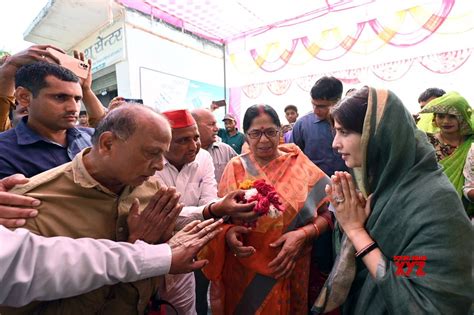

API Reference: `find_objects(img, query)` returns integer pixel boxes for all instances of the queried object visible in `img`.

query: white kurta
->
[0,226,171,307]
[153,149,218,315]
[155,149,218,221]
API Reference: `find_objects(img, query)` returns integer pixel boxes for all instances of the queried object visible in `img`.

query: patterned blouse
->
[427,133,458,161]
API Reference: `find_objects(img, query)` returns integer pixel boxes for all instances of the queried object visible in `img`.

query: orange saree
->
[201,144,330,315]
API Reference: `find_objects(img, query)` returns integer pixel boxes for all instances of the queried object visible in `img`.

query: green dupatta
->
[440,137,473,196]
[313,87,473,315]
[418,91,474,212]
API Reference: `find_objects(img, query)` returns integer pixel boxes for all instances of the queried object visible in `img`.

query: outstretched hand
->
[213,190,258,222]
[168,219,223,274]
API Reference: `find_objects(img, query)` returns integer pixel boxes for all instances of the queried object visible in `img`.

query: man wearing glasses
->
[290,76,348,176]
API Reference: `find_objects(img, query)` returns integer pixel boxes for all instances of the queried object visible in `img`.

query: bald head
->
[191,108,218,148]
[191,108,214,123]
[92,104,170,145]
[86,103,172,191]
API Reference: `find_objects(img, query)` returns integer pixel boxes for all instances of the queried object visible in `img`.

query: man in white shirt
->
[157,109,252,223]
[157,109,217,222]
[156,109,217,315]
[189,108,237,314]
[191,108,237,183]
[156,110,253,314]
[157,109,217,315]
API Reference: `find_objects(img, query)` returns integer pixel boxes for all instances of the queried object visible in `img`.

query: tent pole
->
[223,43,227,114]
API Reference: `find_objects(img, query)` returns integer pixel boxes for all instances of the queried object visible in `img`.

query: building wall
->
[123,10,225,110]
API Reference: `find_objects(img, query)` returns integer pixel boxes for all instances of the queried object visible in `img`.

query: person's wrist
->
[210,199,224,217]
[309,222,320,239]
[128,234,139,243]
[81,86,94,95]
[0,59,19,80]
[296,228,308,243]
[345,226,368,241]
[207,202,219,218]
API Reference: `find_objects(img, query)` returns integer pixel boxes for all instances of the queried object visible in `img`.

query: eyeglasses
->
[247,128,279,139]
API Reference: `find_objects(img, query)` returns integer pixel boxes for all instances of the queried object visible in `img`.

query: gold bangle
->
[312,222,320,239]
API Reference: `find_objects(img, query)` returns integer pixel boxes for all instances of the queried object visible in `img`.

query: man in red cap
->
[156,109,256,315]
[159,109,217,223]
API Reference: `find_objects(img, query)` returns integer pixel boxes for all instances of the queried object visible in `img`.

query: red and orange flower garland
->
[238,179,284,219]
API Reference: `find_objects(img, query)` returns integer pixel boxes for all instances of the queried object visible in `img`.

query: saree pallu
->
[439,137,474,215]
[201,144,330,315]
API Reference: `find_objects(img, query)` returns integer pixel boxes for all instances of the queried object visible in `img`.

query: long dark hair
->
[332,86,369,134]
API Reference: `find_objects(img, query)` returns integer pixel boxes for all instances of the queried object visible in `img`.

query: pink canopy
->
[117,0,373,44]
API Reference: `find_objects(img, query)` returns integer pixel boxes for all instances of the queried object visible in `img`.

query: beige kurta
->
[0,149,162,315]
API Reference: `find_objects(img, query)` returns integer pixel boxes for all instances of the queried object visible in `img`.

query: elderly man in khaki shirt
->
[0,105,186,314]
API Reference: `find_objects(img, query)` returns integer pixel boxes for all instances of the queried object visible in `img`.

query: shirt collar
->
[210,142,220,149]
[71,148,132,197]
[312,113,326,123]
[225,128,240,135]
[15,116,85,145]
[163,152,200,172]
[15,117,45,145]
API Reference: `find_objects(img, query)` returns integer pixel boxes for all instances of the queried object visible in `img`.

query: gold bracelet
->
[311,222,320,239]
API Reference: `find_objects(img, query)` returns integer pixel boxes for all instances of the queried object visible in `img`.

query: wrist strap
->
[355,241,378,259]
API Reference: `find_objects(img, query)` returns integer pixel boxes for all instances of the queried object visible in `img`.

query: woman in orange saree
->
[200,105,334,314]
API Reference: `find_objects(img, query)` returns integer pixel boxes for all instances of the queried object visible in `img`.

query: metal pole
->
[222,43,227,114]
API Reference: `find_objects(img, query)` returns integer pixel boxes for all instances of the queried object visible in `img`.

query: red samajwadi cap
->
[162,109,196,129]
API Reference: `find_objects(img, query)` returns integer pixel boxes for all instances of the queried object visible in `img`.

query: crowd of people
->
[0,44,472,315]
